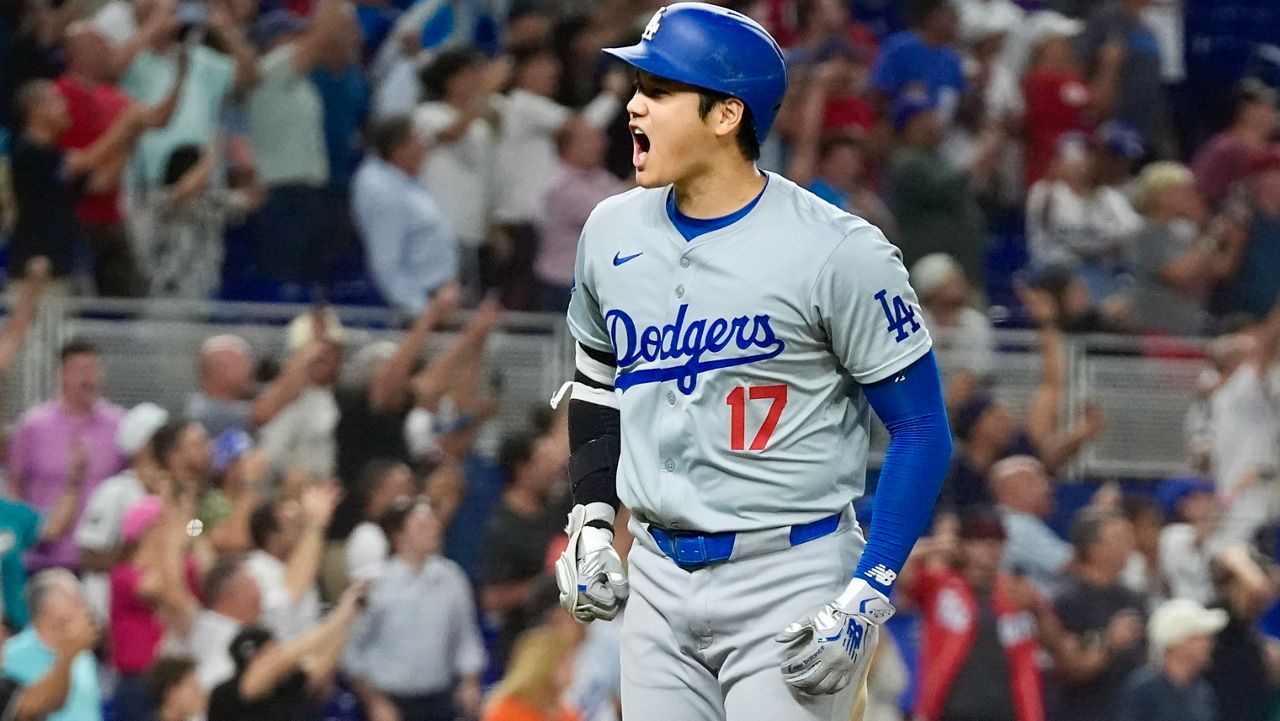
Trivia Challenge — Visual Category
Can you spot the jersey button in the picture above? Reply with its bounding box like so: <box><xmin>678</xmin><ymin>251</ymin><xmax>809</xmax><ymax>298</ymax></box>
<box><xmin>663</xmin><ymin>459</ymin><xmax>676</xmax><ymax>472</ymax></box>
<box><xmin>675</xmin><ymin>285</ymin><xmax>685</xmax><ymax>298</ymax></box>
<box><xmin>666</xmin><ymin>391</ymin><xmax>676</xmax><ymax>406</ymax></box>
<box><xmin>680</xmin><ymin>258</ymin><xmax>691</xmax><ymax>268</ymax></box>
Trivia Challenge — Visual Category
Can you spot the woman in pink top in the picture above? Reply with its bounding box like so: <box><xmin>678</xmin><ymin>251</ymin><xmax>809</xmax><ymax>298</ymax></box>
<box><xmin>109</xmin><ymin>495</ymin><xmax>202</xmax><ymax>721</ymax></box>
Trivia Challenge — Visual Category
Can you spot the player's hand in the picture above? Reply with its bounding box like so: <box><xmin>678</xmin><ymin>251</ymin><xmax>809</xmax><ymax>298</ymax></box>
<box><xmin>555</xmin><ymin>504</ymin><xmax>629</xmax><ymax>622</ymax></box>
<box><xmin>775</xmin><ymin>578</ymin><xmax>894</xmax><ymax>695</ymax></box>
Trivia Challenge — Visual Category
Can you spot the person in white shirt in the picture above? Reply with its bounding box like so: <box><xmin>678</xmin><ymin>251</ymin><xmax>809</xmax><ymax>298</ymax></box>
<box><xmin>258</xmin><ymin>310</ymin><xmax>345</xmax><ymax>480</ymax></box>
<box><xmin>161</xmin><ymin>554</ymin><xmax>263</xmax><ymax>690</ymax></box>
<box><xmin>345</xmin><ymin>460</ymin><xmax>415</xmax><ymax>584</ymax></box>
<box><xmin>244</xmin><ymin>482</ymin><xmax>339</xmax><ymax>642</ymax></box>
<box><xmin>910</xmin><ymin>253</ymin><xmax>995</xmax><ymax>379</ymax></box>
<box><xmin>1026</xmin><ymin>132</ymin><xmax>1143</xmax><ymax>304</ymax></box>
<box><xmin>1157</xmin><ymin>477</ymin><xmax>1222</xmax><ymax>605</ymax></box>
<box><xmin>413</xmin><ymin>50</ymin><xmax>511</xmax><ymax>301</ymax></box>
<box><xmin>1204</xmin><ymin>300</ymin><xmax>1280</xmax><ymax>544</ymax></box>
<box><xmin>75</xmin><ymin>402</ymin><xmax>169</xmax><ymax>623</ymax></box>
<box><xmin>489</xmin><ymin>42</ymin><xmax>628</xmax><ymax>309</ymax></box>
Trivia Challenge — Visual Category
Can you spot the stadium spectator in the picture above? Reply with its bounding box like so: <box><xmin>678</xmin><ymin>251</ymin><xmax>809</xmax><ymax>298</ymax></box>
<box><xmin>152</xmin><ymin>418</ymin><xmax>214</xmax><ymax>507</ymax></box>
<box><xmin>1119</xmin><ymin>495</ymin><xmax>1165</xmax><ymax>602</ymax></box>
<box><xmin>1203</xmin><ymin>298</ymin><xmax>1280</xmax><ymax>543</ymax></box>
<box><xmin>8</xmin><ymin>71</ymin><xmax>181</xmax><ymax>291</ymax></box>
<box><xmin>3</xmin><ymin>570</ymin><xmax>103</xmax><ymax>721</ymax></box>
<box><xmin>1076</xmin><ymin>0</ymin><xmax>1173</xmax><ymax>156</ymax></box>
<box><xmin>885</xmin><ymin>93</ymin><xmax>989</xmax><ymax>285</ymax></box>
<box><xmin>351</xmin><ymin>115</ymin><xmax>459</xmax><ymax>312</ymax></box>
<box><xmin>207</xmin><ymin>581</ymin><xmax>366</xmax><ymax>721</ymax></box>
<box><xmin>481</xmin><ymin>626</ymin><xmax>581</xmax><ymax>721</ymax></box>
<box><xmin>1019</xmin><ymin>11</ymin><xmax>1115</xmax><ymax>186</ymax></box>
<box><xmin>490</xmin><ymin>42</ymin><xmax>627</xmax><ymax>310</ymax></box>
<box><xmin>312</xmin><ymin>8</ymin><xmax>369</xmax><ymax>192</ymax></box>
<box><xmin>200</xmin><ymin>430</ymin><xmax>268</xmax><ymax>554</ymax></box>
<box><xmin>161</xmin><ymin>553</ymin><xmax>263</xmax><ymax>691</ymax></box>
<box><xmin>258</xmin><ymin>310</ymin><xmax>345</xmax><ymax>479</ymax></box>
<box><xmin>1157</xmin><ymin>477</ymin><xmax>1221</xmax><ymax>605</ymax></box>
<box><xmin>911</xmin><ymin>253</ymin><xmax>994</xmax><ymax>378</ymax></box>
<box><xmin>991</xmin><ymin>456</ymin><xmax>1073</xmax><ymax>594</ymax></box>
<box><xmin>1192</xmin><ymin>78</ymin><xmax>1279</xmax><ymax>210</ymax></box>
<box><xmin>480</xmin><ymin>429</ymin><xmax>568</xmax><ymax>663</ymax></box>
<box><xmin>246</xmin><ymin>0</ymin><xmax>351</xmax><ymax>284</ymax></box>
<box><xmin>413</xmin><ymin>50</ymin><xmax>511</xmax><ymax>298</ymax></box>
<box><xmin>343</xmin><ymin>460</ymin><xmax>415</xmax><ymax>585</ymax></box>
<box><xmin>1216</xmin><ymin>147</ymin><xmax>1280</xmax><ymax>319</ymax></box>
<box><xmin>146</xmin><ymin>656</ymin><xmax>208</xmax><ymax>721</ymax></box>
<box><xmin>9</xmin><ymin>340</ymin><xmax>127</xmax><ymax>571</ymax></box>
<box><xmin>1047</xmin><ymin>508</ymin><xmax>1146</xmax><ymax>721</ymax></box>
<box><xmin>344</xmin><ymin>495</ymin><xmax>485</xmax><ymax>721</ymax></box>
<box><xmin>53</xmin><ymin>23</ymin><xmax>142</xmax><ymax>297</ymax></box>
<box><xmin>0</xmin><ymin>451</ymin><xmax>83</xmax><ymax>629</ymax></box>
<box><xmin>76</xmin><ymin>402</ymin><xmax>168</xmax><ymax>621</ymax></box>
<box><xmin>869</xmin><ymin>0</ymin><xmax>965</xmax><ymax>121</ymax></box>
<box><xmin>1204</xmin><ymin>545</ymin><xmax>1280</xmax><ymax>721</ymax></box>
<box><xmin>0</xmin><ymin>574</ymin><xmax>98</xmax><ymax>719</ymax></box>
<box><xmin>186</xmin><ymin>333</ymin><xmax>322</xmax><ymax>438</ymax></box>
<box><xmin>1115</xmin><ymin>598</ymin><xmax>1226</xmax><ymax>721</ymax></box>
<box><xmin>534</xmin><ymin>118</ymin><xmax>629</xmax><ymax>312</ymax></box>
<box><xmin>905</xmin><ymin>506</ymin><xmax>1046</xmax><ymax>721</ymax></box>
<box><xmin>1025</xmin><ymin>133</ymin><xmax>1142</xmax><ymax>304</ymax></box>
<box><xmin>790</xmin><ymin>129</ymin><xmax>895</xmax><ymax>235</ymax></box>
<box><xmin>108</xmin><ymin>494</ymin><xmax>202</xmax><ymax>720</ymax></box>
<box><xmin>245</xmin><ymin>482</ymin><xmax>339</xmax><ymax>642</ymax></box>
<box><xmin>1129</xmin><ymin>162</ymin><xmax>1248</xmax><ymax>336</ymax></box>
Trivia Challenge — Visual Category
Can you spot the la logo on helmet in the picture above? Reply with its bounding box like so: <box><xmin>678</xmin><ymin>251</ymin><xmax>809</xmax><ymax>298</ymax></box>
<box><xmin>642</xmin><ymin>7</ymin><xmax>666</xmax><ymax>41</ymax></box>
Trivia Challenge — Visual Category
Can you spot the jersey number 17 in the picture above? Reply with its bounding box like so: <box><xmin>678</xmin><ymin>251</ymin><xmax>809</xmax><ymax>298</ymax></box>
<box><xmin>726</xmin><ymin>384</ymin><xmax>788</xmax><ymax>451</ymax></box>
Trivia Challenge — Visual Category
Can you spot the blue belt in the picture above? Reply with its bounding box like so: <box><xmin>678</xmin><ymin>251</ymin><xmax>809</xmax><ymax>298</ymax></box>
<box><xmin>647</xmin><ymin>512</ymin><xmax>842</xmax><ymax>571</ymax></box>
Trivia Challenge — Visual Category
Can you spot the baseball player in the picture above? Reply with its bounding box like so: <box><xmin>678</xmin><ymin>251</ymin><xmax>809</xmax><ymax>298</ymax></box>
<box><xmin>553</xmin><ymin>4</ymin><xmax>954</xmax><ymax>720</ymax></box>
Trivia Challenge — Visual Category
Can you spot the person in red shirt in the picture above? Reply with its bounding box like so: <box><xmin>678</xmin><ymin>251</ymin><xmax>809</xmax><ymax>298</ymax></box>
<box><xmin>905</xmin><ymin>507</ymin><xmax>1047</xmax><ymax>721</ymax></box>
<box><xmin>54</xmin><ymin>23</ymin><xmax>143</xmax><ymax>297</ymax></box>
<box><xmin>1191</xmin><ymin>78</ymin><xmax>1279</xmax><ymax>211</ymax></box>
<box><xmin>1021</xmin><ymin>12</ymin><xmax>1121</xmax><ymax>185</ymax></box>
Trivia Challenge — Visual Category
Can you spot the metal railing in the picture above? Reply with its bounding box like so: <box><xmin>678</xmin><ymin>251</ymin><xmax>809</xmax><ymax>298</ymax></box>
<box><xmin>2</xmin><ymin>298</ymin><xmax>1211</xmax><ymax>480</ymax></box>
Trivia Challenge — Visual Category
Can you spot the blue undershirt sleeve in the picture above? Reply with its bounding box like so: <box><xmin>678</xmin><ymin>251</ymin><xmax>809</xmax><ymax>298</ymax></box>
<box><xmin>853</xmin><ymin>349</ymin><xmax>953</xmax><ymax>597</ymax></box>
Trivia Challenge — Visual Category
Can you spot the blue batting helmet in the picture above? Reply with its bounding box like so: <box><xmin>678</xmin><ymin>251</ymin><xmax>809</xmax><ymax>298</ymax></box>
<box><xmin>602</xmin><ymin>3</ymin><xmax>788</xmax><ymax>144</ymax></box>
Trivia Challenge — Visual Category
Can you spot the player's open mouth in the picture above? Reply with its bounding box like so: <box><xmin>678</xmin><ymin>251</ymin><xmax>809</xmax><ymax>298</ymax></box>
<box><xmin>631</xmin><ymin>126</ymin><xmax>650</xmax><ymax>168</ymax></box>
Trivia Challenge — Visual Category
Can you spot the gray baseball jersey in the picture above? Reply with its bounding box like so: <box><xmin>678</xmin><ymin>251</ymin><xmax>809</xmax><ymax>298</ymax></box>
<box><xmin>567</xmin><ymin>172</ymin><xmax>932</xmax><ymax>534</ymax></box>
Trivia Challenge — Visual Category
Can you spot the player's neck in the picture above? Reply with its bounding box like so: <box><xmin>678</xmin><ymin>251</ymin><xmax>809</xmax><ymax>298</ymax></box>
<box><xmin>672</xmin><ymin>160</ymin><xmax>765</xmax><ymax>219</ymax></box>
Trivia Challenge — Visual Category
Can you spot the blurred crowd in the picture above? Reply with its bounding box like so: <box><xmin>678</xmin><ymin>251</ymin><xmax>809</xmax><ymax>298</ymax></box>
<box><xmin>0</xmin><ymin>0</ymin><xmax>1277</xmax><ymax>720</ymax></box>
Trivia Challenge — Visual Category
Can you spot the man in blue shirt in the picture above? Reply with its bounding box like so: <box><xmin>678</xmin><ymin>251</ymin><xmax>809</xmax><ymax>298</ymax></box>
<box><xmin>350</xmin><ymin>116</ymin><xmax>459</xmax><ymax>312</ymax></box>
<box><xmin>870</xmin><ymin>0</ymin><xmax>966</xmax><ymax>122</ymax></box>
<box><xmin>3</xmin><ymin>570</ymin><xmax>102</xmax><ymax>721</ymax></box>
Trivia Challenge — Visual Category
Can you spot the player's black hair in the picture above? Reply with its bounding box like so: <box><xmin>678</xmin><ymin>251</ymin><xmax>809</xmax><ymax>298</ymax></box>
<box><xmin>696</xmin><ymin>90</ymin><xmax>760</xmax><ymax>161</ymax></box>
<box><xmin>59</xmin><ymin>337</ymin><xmax>99</xmax><ymax>363</ymax></box>
<box><xmin>368</xmin><ymin>115</ymin><xmax>416</xmax><ymax>161</ymax></box>
<box><xmin>419</xmin><ymin>48</ymin><xmax>484</xmax><ymax>101</ymax></box>
<box><xmin>146</xmin><ymin>656</ymin><xmax>197</xmax><ymax>705</ymax></box>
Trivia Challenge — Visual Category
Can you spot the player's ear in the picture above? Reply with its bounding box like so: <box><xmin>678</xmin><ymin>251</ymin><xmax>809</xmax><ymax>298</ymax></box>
<box><xmin>710</xmin><ymin>97</ymin><xmax>746</xmax><ymax>141</ymax></box>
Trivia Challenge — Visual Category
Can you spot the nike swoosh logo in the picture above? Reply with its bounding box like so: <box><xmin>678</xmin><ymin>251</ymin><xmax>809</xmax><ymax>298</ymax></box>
<box><xmin>613</xmin><ymin>251</ymin><xmax>643</xmax><ymax>266</ymax></box>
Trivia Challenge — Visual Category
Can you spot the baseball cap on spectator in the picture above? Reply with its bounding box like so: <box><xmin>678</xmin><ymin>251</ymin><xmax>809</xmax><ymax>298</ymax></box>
<box><xmin>958</xmin><ymin>506</ymin><xmax>1007</xmax><ymax>541</ymax></box>
<box><xmin>212</xmin><ymin>429</ymin><xmax>254</xmax><ymax>474</ymax></box>
<box><xmin>285</xmin><ymin>308</ymin><xmax>347</xmax><ymax>352</ymax></box>
<box><xmin>1026</xmin><ymin>10</ymin><xmax>1082</xmax><ymax>47</ymax></box>
<box><xmin>1092</xmin><ymin>120</ymin><xmax>1145</xmax><ymax>161</ymax></box>
<box><xmin>121</xmin><ymin>496</ymin><xmax>165</xmax><ymax>544</ymax></box>
<box><xmin>1246</xmin><ymin>145</ymin><xmax>1280</xmax><ymax>176</ymax></box>
<box><xmin>892</xmin><ymin>93</ymin><xmax>937</xmax><ymax>132</ymax></box>
<box><xmin>117</xmin><ymin>402</ymin><xmax>170</xmax><ymax>457</ymax></box>
<box><xmin>254</xmin><ymin>9</ymin><xmax>309</xmax><ymax>50</ymax></box>
<box><xmin>910</xmin><ymin>253</ymin><xmax>962</xmax><ymax>301</ymax></box>
<box><xmin>1133</xmin><ymin>161</ymin><xmax>1194</xmax><ymax>212</ymax></box>
<box><xmin>1157</xmin><ymin>476</ymin><xmax>1216</xmax><ymax>520</ymax></box>
<box><xmin>961</xmin><ymin>6</ymin><xmax>1017</xmax><ymax>45</ymax></box>
<box><xmin>1148</xmin><ymin>598</ymin><xmax>1228</xmax><ymax>659</ymax></box>
<box><xmin>229</xmin><ymin>625</ymin><xmax>274</xmax><ymax>673</ymax></box>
